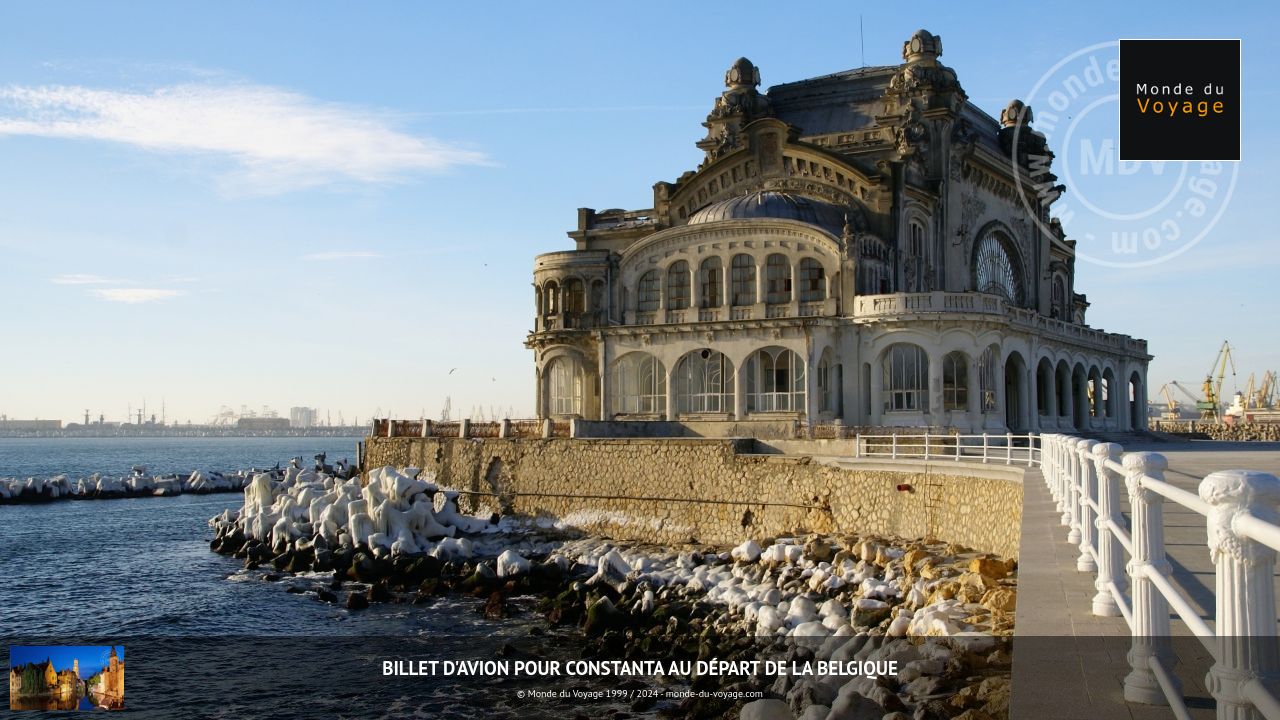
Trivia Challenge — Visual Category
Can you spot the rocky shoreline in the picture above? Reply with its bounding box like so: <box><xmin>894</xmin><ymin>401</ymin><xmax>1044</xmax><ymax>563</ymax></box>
<box><xmin>208</xmin><ymin>465</ymin><xmax>1016</xmax><ymax>720</ymax></box>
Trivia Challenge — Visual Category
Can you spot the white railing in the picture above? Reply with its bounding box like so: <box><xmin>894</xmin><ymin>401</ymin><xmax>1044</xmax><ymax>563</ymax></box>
<box><xmin>1040</xmin><ymin>433</ymin><xmax>1280</xmax><ymax>720</ymax></box>
<box><xmin>851</xmin><ymin>431</ymin><xmax>1040</xmax><ymax>466</ymax></box>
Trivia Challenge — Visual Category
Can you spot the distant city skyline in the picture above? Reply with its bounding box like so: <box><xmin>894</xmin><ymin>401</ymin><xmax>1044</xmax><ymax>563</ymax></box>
<box><xmin>2</xmin><ymin>2</ymin><xmax>1277</xmax><ymax>422</ymax></box>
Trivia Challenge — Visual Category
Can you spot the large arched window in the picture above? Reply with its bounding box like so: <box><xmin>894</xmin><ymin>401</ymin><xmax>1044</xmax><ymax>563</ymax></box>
<box><xmin>731</xmin><ymin>254</ymin><xmax>756</xmax><ymax>306</ymax></box>
<box><xmin>765</xmin><ymin>254</ymin><xmax>791</xmax><ymax>304</ymax></box>
<box><xmin>744</xmin><ymin>347</ymin><xmax>805</xmax><ymax>412</ymax></box>
<box><xmin>973</xmin><ymin>229</ymin><xmax>1025</xmax><ymax>305</ymax></box>
<box><xmin>666</xmin><ymin>261</ymin><xmax>690</xmax><ymax>310</ymax></box>
<box><xmin>942</xmin><ymin>351</ymin><xmax>968</xmax><ymax>411</ymax></box>
<box><xmin>905</xmin><ymin>220</ymin><xmax>926</xmax><ymax>292</ymax></box>
<box><xmin>610</xmin><ymin>353</ymin><xmax>666</xmax><ymax>415</ymax></box>
<box><xmin>674</xmin><ymin>349</ymin><xmax>734</xmax><ymax>414</ymax></box>
<box><xmin>699</xmin><ymin>257</ymin><xmax>723</xmax><ymax>308</ymax></box>
<box><xmin>798</xmin><ymin>258</ymin><xmax>825</xmax><ymax>302</ymax></box>
<box><xmin>547</xmin><ymin>356</ymin><xmax>583</xmax><ymax>416</ymax></box>
<box><xmin>882</xmin><ymin>344</ymin><xmax>928</xmax><ymax>412</ymax></box>
<box><xmin>637</xmin><ymin>270</ymin><xmax>661</xmax><ymax>311</ymax></box>
<box><xmin>978</xmin><ymin>345</ymin><xmax>999</xmax><ymax>413</ymax></box>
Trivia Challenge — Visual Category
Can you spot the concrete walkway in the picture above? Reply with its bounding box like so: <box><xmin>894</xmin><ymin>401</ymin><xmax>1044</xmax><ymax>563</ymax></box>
<box><xmin>1012</xmin><ymin>440</ymin><xmax>1280</xmax><ymax>719</ymax></box>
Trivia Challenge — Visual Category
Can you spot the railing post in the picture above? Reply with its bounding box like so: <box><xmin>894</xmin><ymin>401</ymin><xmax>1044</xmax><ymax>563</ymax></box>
<box><xmin>891</xmin><ymin>433</ymin><xmax>898</xmax><ymax>459</ymax></box>
<box><xmin>1006</xmin><ymin>432</ymin><xmax>1013</xmax><ymax>465</ymax></box>
<box><xmin>1076</xmin><ymin>439</ymin><xmax>1099</xmax><ymax>572</ymax></box>
<box><xmin>854</xmin><ymin>433</ymin><xmax>861</xmax><ymax>459</ymax></box>
<box><xmin>955</xmin><ymin>432</ymin><xmax>961</xmax><ymax>461</ymax></box>
<box><xmin>1199</xmin><ymin>470</ymin><xmax>1280</xmax><ymax>720</ymax></box>
<box><xmin>541</xmin><ymin>418</ymin><xmax>553</xmax><ymax>439</ymax></box>
<box><xmin>499</xmin><ymin>418</ymin><xmax>511</xmax><ymax>438</ymax></box>
<box><xmin>422</xmin><ymin>419</ymin><xmax>433</xmax><ymax>438</ymax></box>
<box><xmin>982</xmin><ymin>433</ymin><xmax>989</xmax><ymax>463</ymax></box>
<box><xmin>1066</xmin><ymin>439</ymin><xmax>1083</xmax><ymax>543</ymax></box>
<box><xmin>1028</xmin><ymin>432</ymin><xmax>1037</xmax><ymax>467</ymax></box>
<box><xmin>1091</xmin><ymin>442</ymin><xmax>1125</xmax><ymax>616</ymax></box>
<box><xmin>459</xmin><ymin>418</ymin><xmax>470</xmax><ymax>438</ymax></box>
<box><xmin>1122</xmin><ymin>451</ymin><xmax>1177</xmax><ymax>705</ymax></box>
<box><xmin>923</xmin><ymin>432</ymin><xmax>930</xmax><ymax>460</ymax></box>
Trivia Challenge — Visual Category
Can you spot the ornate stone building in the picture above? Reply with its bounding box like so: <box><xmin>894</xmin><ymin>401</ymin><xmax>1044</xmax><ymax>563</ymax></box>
<box><xmin>527</xmin><ymin>30</ymin><xmax>1149</xmax><ymax>433</ymax></box>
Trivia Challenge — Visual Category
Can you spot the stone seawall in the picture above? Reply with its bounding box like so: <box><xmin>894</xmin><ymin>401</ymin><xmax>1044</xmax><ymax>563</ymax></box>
<box><xmin>363</xmin><ymin>437</ymin><xmax>1025</xmax><ymax>559</ymax></box>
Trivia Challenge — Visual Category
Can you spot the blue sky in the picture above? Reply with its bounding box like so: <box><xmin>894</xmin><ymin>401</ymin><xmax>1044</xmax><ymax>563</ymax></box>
<box><xmin>1</xmin><ymin>1</ymin><xmax>1276</xmax><ymax>424</ymax></box>
<box><xmin>10</xmin><ymin>645</ymin><xmax>121</xmax><ymax>677</ymax></box>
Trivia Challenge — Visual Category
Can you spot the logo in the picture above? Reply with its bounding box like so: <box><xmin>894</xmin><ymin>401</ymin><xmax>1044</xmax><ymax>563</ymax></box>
<box><xmin>1011</xmin><ymin>41</ymin><xmax>1238</xmax><ymax>268</ymax></box>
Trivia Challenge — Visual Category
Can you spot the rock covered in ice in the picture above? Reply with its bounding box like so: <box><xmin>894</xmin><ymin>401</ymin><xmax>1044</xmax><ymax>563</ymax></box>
<box><xmin>730</xmin><ymin>539</ymin><xmax>761</xmax><ymax>563</ymax></box>
<box><xmin>496</xmin><ymin>549</ymin><xmax>531</xmax><ymax>578</ymax></box>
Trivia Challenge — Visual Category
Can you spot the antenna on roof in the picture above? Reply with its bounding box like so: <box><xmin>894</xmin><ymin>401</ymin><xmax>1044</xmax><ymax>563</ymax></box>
<box><xmin>860</xmin><ymin>15</ymin><xmax>866</xmax><ymax>67</ymax></box>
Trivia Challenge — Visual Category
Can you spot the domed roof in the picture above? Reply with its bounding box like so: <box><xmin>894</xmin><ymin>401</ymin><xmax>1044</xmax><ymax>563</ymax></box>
<box><xmin>686</xmin><ymin>191</ymin><xmax>847</xmax><ymax>235</ymax></box>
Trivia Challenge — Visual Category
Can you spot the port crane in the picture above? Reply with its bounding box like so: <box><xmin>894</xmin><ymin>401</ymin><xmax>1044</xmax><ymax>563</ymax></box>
<box><xmin>1197</xmin><ymin>341</ymin><xmax>1236</xmax><ymax>420</ymax></box>
<box><xmin>1160</xmin><ymin>382</ymin><xmax>1203</xmax><ymax>420</ymax></box>
<box><xmin>1244</xmin><ymin>371</ymin><xmax>1277</xmax><ymax>410</ymax></box>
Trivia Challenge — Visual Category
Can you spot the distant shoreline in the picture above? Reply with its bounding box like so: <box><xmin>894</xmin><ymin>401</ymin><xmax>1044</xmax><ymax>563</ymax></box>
<box><xmin>0</xmin><ymin>428</ymin><xmax>371</xmax><ymax>439</ymax></box>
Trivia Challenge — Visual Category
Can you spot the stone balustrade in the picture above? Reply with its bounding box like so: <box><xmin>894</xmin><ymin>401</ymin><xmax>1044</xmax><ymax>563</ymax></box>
<box><xmin>1041</xmin><ymin>433</ymin><xmax>1280</xmax><ymax>719</ymax></box>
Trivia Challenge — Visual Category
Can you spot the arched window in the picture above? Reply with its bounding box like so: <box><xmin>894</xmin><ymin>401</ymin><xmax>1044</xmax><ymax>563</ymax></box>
<box><xmin>978</xmin><ymin>346</ymin><xmax>999</xmax><ymax>413</ymax></box>
<box><xmin>973</xmin><ymin>229</ymin><xmax>1024</xmax><ymax>305</ymax></box>
<box><xmin>882</xmin><ymin>344</ymin><xmax>928</xmax><ymax>412</ymax></box>
<box><xmin>731</xmin><ymin>254</ymin><xmax>756</xmax><ymax>306</ymax></box>
<box><xmin>905</xmin><ymin>220</ymin><xmax>926</xmax><ymax>292</ymax></box>
<box><xmin>547</xmin><ymin>356</ymin><xmax>583</xmax><ymax>416</ymax></box>
<box><xmin>675</xmin><ymin>349</ymin><xmax>734</xmax><ymax>414</ymax></box>
<box><xmin>611</xmin><ymin>353</ymin><xmax>666</xmax><ymax>415</ymax></box>
<box><xmin>798</xmin><ymin>258</ymin><xmax>825</xmax><ymax>302</ymax></box>
<box><xmin>564</xmin><ymin>278</ymin><xmax>585</xmax><ymax>316</ymax></box>
<box><xmin>699</xmin><ymin>257</ymin><xmax>723</xmax><ymax>309</ymax></box>
<box><xmin>637</xmin><ymin>270</ymin><xmax>661</xmax><ymax>311</ymax></box>
<box><xmin>942</xmin><ymin>351</ymin><xmax>968</xmax><ymax>411</ymax></box>
<box><xmin>744</xmin><ymin>347</ymin><xmax>805</xmax><ymax>412</ymax></box>
<box><xmin>544</xmin><ymin>280</ymin><xmax>559</xmax><ymax>315</ymax></box>
<box><xmin>765</xmin><ymin>254</ymin><xmax>791</xmax><ymax>304</ymax></box>
<box><xmin>1051</xmin><ymin>276</ymin><xmax>1067</xmax><ymax>319</ymax></box>
<box><xmin>666</xmin><ymin>261</ymin><xmax>690</xmax><ymax>310</ymax></box>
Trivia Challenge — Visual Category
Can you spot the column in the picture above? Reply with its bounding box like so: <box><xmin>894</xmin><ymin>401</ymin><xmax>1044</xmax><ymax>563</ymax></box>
<box><xmin>665</xmin><ymin>362</ymin><xmax>677</xmax><ymax>421</ymax></box>
<box><xmin>734</xmin><ymin>356</ymin><xmax>748</xmax><ymax>420</ymax></box>
<box><xmin>870</xmin><ymin>357</ymin><xmax>884</xmax><ymax>426</ymax></box>
<box><xmin>1025</xmin><ymin>365</ymin><xmax>1037</xmax><ymax>431</ymax></box>
<box><xmin>1062</xmin><ymin>370</ymin><xmax>1075</xmax><ymax>431</ymax></box>
<box><xmin>1122</xmin><ymin>451</ymin><xmax>1179</xmax><ymax>704</ymax></box>
<box><xmin>1200</xmin><ymin>470</ymin><xmax>1280</xmax><ymax>719</ymax></box>
<box><xmin>995</xmin><ymin>358</ymin><xmax>1007</xmax><ymax>431</ymax></box>
<box><xmin>1091</xmin><ymin>442</ymin><xmax>1125</xmax><ymax>616</ymax></box>
<box><xmin>927</xmin><ymin>350</ymin><xmax>943</xmax><ymax>423</ymax></box>
<box><xmin>597</xmin><ymin>341</ymin><xmax>610</xmax><ymax>420</ymax></box>
<box><xmin>966</xmin><ymin>357</ymin><xmax>981</xmax><ymax>432</ymax></box>
<box><xmin>805</xmin><ymin>347</ymin><xmax>820</xmax><ymax>425</ymax></box>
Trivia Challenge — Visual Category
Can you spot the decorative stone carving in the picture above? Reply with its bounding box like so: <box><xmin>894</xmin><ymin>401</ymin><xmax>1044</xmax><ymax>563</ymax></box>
<box><xmin>698</xmin><ymin>57</ymin><xmax>774</xmax><ymax>164</ymax></box>
<box><xmin>1200</xmin><ymin>470</ymin><xmax>1280</xmax><ymax>565</ymax></box>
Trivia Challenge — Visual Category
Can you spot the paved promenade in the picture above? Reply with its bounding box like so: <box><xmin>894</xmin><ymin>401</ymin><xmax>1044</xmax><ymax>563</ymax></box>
<box><xmin>1012</xmin><ymin>440</ymin><xmax>1280</xmax><ymax>719</ymax></box>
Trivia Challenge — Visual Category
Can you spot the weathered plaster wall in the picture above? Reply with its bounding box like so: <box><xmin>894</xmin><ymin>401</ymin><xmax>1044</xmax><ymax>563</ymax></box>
<box><xmin>364</xmin><ymin>437</ymin><xmax>1024</xmax><ymax>559</ymax></box>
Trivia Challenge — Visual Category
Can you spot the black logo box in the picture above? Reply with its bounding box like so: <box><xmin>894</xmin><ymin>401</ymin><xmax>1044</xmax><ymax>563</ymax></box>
<box><xmin>1119</xmin><ymin>39</ymin><xmax>1240</xmax><ymax>161</ymax></box>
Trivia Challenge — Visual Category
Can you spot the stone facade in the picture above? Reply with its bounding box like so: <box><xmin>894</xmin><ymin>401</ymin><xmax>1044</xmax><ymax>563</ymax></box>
<box><xmin>527</xmin><ymin>29</ymin><xmax>1150</xmax><ymax>435</ymax></box>
<box><xmin>365</xmin><ymin>436</ymin><xmax>1025</xmax><ymax>558</ymax></box>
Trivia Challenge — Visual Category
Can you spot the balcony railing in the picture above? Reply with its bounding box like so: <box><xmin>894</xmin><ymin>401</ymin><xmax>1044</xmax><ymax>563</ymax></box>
<box><xmin>852</xmin><ymin>292</ymin><xmax>1148</xmax><ymax>356</ymax></box>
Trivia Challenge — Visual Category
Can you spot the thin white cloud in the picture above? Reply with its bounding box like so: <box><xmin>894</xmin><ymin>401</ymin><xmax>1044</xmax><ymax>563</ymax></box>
<box><xmin>0</xmin><ymin>83</ymin><xmax>489</xmax><ymax>194</ymax></box>
<box><xmin>303</xmin><ymin>250</ymin><xmax>382</xmax><ymax>261</ymax></box>
<box><xmin>90</xmin><ymin>288</ymin><xmax>183</xmax><ymax>304</ymax></box>
<box><xmin>52</xmin><ymin>273</ymin><xmax>115</xmax><ymax>285</ymax></box>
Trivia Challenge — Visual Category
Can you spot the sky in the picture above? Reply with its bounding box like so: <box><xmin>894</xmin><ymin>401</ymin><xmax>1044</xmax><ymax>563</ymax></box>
<box><xmin>9</xmin><ymin>645</ymin><xmax>122</xmax><ymax>678</ymax></box>
<box><xmin>1</xmin><ymin>1</ymin><xmax>1277</xmax><ymax>424</ymax></box>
